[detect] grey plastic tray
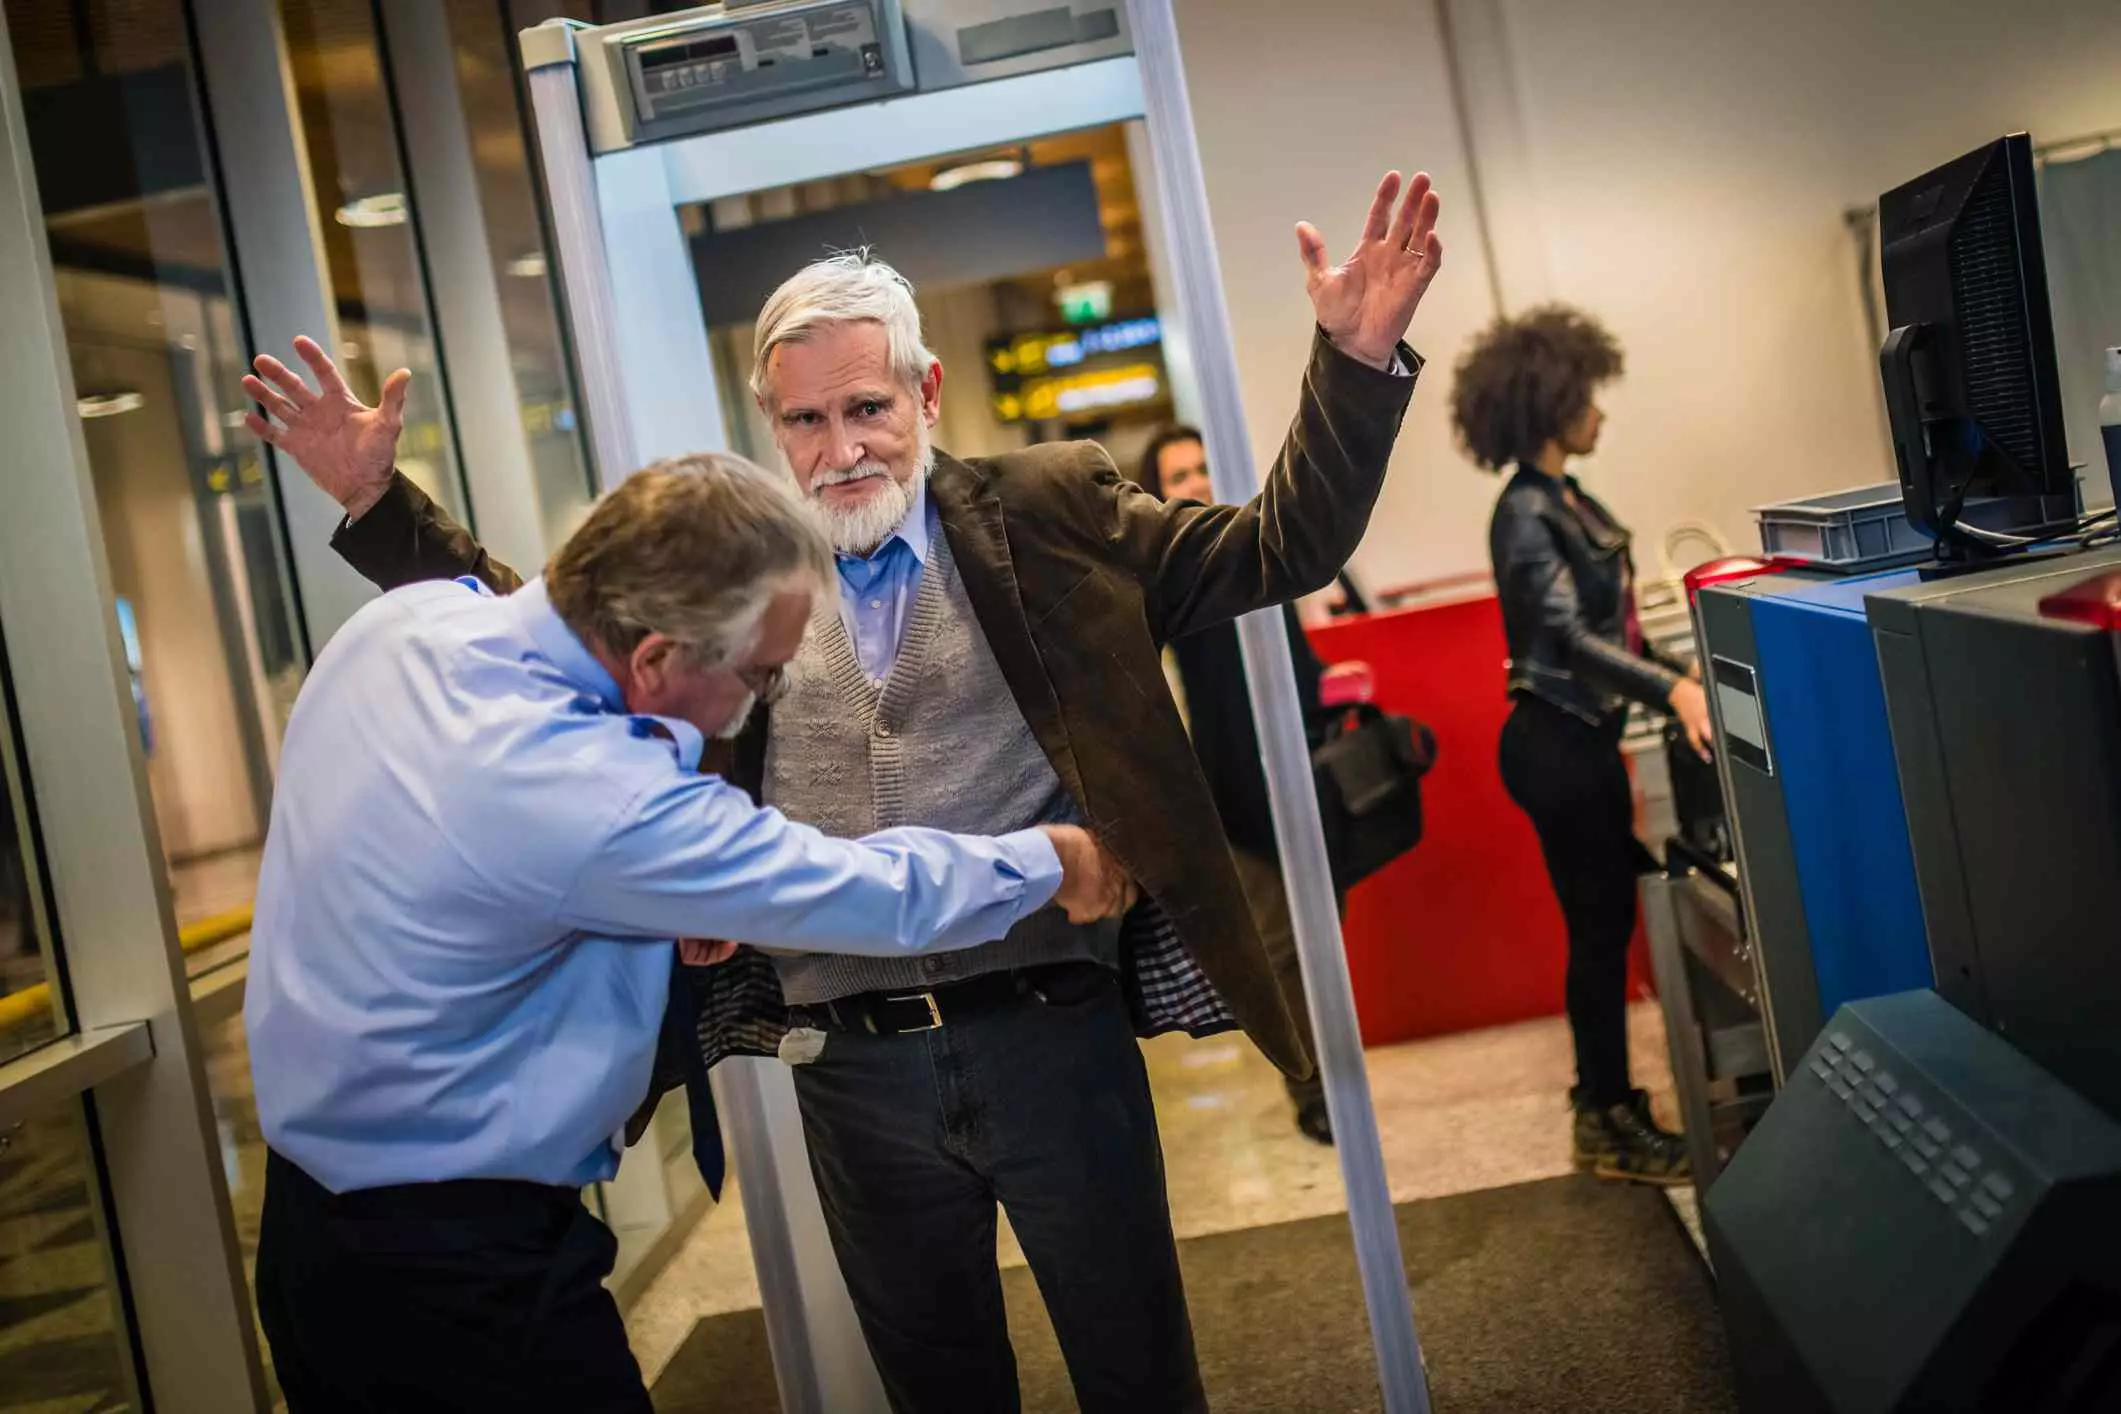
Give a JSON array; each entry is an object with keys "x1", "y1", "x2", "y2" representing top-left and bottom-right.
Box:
[{"x1": 1754, "y1": 484, "x2": 1930, "y2": 571}]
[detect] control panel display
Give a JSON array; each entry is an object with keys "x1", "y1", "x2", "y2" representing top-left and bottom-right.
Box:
[{"x1": 617, "y1": 1, "x2": 908, "y2": 135}]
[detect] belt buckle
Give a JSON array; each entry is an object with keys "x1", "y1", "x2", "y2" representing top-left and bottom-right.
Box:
[{"x1": 884, "y1": 990, "x2": 944, "y2": 1033}]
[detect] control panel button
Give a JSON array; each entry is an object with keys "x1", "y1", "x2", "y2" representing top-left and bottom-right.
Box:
[
  {"x1": 1881, "y1": 1130, "x2": 1904, "y2": 1151},
  {"x1": 1921, "y1": 1118, "x2": 1953, "y2": 1145},
  {"x1": 1829, "y1": 1031, "x2": 1854, "y2": 1052},
  {"x1": 1889, "y1": 1113, "x2": 1915, "y2": 1134},
  {"x1": 1982, "y1": 1172, "x2": 2016, "y2": 1201},
  {"x1": 1897, "y1": 1094, "x2": 1925, "y2": 1118},
  {"x1": 1913, "y1": 1136, "x2": 1941, "y2": 1160},
  {"x1": 1809, "y1": 1058, "x2": 1834, "y2": 1081},
  {"x1": 1859, "y1": 1084, "x2": 1887, "y2": 1108},
  {"x1": 1940, "y1": 1163, "x2": 1971, "y2": 1188},
  {"x1": 1972, "y1": 1192, "x2": 2004, "y2": 1220},
  {"x1": 1927, "y1": 1178, "x2": 1958, "y2": 1205},
  {"x1": 1851, "y1": 1099, "x2": 1878, "y2": 1124},
  {"x1": 1850, "y1": 1050, "x2": 1877, "y2": 1073},
  {"x1": 1950, "y1": 1145, "x2": 1982, "y2": 1171},
  {"x1": 1900, "y1": 1151, "x2": 1929, "y2": 1177},
  {"x1": 1875, "y1": 1072, "x2": 1900, "y2": 1095},
  {"x1": 1957, "y1": 1209, "x2": 1991, "y2": 1237},
  {"x1": 1829, "y1": 1078, "x2": 1854, "y2": 1100}
]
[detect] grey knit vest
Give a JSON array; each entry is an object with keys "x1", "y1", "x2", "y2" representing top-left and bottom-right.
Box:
[{"x1": 762, "y1": 528, "x2": 1102, "y2": 1004}]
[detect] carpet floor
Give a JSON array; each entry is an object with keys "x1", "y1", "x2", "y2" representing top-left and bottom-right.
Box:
[{"x1": 652, "y1": 1174, "x2": 1737, "y2": 1413}]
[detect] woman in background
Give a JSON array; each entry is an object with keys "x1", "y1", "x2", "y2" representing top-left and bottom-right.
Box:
[
  {"x1": 1142, "y1": 425, "x2": 1335, "y2": 1145},
  {"x1": 1451, "y1": 307, "x2": 1712, "y2": 1185}
]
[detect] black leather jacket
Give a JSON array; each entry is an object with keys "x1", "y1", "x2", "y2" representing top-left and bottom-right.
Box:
[{"x1": 1488, "y1": 467, "x2": 1685, "y2": 724}]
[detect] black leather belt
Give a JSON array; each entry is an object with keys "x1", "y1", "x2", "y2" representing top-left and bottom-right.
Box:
[{"x1": 800, "y1": 961, "x2": 1108, "y2": 1037}]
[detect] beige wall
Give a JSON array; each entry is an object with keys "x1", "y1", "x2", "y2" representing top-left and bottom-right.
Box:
[
  {"x1": 1479, "y1": 0, "x2": 2121, "y2": 567},
  {"x1": 1173, "y1": 0, "x2": 2121, "y2": 590},
  {"x1": 1174, "y1": 0, "x2": 1503, "y2": 594}
]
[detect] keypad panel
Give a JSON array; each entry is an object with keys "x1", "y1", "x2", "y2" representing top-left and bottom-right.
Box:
[{"x1": 1809, "y1": 1028, "x2": 2022, "y2": 1240}]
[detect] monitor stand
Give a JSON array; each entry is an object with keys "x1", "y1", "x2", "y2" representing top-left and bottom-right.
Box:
[{"x1": 1916, "y1": 545, "x2": 2076, "y2": 582}]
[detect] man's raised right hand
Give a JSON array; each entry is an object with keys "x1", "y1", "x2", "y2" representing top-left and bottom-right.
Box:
[
  {"x1": 242, "y1": 336, "x2": 409, "y2": 522},
  {"x1": 1039, "y1": 825, "x2": 1141, "y2": 924}
]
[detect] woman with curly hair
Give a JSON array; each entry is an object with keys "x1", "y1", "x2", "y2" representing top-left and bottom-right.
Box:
[{"x1": 1451, "y1": 306, "x2": 1712, "y2": 1186}]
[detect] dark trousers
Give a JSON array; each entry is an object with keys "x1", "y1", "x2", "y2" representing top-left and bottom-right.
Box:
[
  {"x1": 793, "y1": 966, "x2": 1206, "y2": 1414},
  {"x1": 1498, "y1": 696, "x2": 1644, "y2": 1109},
  {"x1": 256, "y1": 1150, "x2": 650, "y2": 1414}
]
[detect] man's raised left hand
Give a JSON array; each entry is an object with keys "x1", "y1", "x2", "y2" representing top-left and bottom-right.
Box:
[{"x1": 1298, "y1": 171, "x2": 1445, "y2": 372}]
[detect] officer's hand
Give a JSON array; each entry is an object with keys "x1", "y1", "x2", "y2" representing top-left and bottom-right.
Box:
[
  {"x1": 678, "y1": 938, "x2": 739, "y2": 967},
  {"x1": 1039, "y1": 825, "x2": 1141, "y2": 924}
]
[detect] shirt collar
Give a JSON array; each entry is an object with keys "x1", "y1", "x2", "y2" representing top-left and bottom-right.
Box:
[
  {"x1": 510, "y1": 577, "x2": 622, "y2": 711},
  {"x1": 505, "y1": 576, "x2": 706, "y2": 771},
  {"x1": 839, "y1": 474, "x2": 932, "y2": 567}
]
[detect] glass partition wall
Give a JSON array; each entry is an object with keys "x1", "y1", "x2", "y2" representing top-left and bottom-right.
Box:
[{"x1": 0, "y1": 1, "x2": 587, "y2": 1408}]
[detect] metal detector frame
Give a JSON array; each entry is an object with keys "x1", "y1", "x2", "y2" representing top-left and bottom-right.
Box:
[{"x1": 520, "y1": 9, "x2": 1430, "y2": 1409}]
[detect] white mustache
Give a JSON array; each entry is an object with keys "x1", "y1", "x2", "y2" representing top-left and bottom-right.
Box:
[{"x1": 812, "y1": 461, "x2": 892, "y2": 493}]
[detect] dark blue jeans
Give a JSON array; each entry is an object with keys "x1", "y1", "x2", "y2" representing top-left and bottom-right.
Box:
[{"x1": 792, "y1": 967, "x2": 1206, "y2": 1414}]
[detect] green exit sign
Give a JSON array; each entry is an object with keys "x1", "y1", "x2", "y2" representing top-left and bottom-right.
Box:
[{"x1": 1057, "y1": 281, "x2": 1112, "y2": 325}]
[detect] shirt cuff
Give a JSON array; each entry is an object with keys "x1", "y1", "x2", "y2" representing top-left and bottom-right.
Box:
[
  {"x1": 996, "y1": 826, "x2": 1065, "y2": 918},
  {"x1": 1313, "y1": 327, "x2": 1424, "y2": 385}
]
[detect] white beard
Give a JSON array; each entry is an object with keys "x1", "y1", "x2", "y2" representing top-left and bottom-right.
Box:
[{"x1": 808, "y1": 430, "x2": 935, "y2": 556}]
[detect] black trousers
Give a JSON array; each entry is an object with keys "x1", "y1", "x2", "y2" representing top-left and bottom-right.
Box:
[
  {"x1": 256, "y1": 1150, "x2": 650, "y2": 1414},
  {"x1": 1498, "y1": 696, "x2": 1646, "y2": 1109},
  {"x1": 792, "y1": 965, "x2": 1206, "y2": 1414}
]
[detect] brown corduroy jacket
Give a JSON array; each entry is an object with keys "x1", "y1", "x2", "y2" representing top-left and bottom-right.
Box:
[{"x1": 328, "y1": 330, "x2": 1418, "y2": 1086}]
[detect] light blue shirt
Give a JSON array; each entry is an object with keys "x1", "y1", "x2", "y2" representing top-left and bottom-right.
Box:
[
  {"x1": 836, "y1": 476, "x2": 933, "y2": 682},
  {"x1": 246, "y1": 574, "x2": 1061, "y2": 1192}
]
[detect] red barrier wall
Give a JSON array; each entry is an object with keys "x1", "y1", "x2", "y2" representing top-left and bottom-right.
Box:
[{"x1": 1307, "y1": 594, "x2": 1650, "y2": 1048}]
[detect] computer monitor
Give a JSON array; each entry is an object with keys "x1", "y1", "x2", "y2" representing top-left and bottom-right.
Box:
[{"x1": 1877, "y1": 133, "x2": 2076, "y2": 562}]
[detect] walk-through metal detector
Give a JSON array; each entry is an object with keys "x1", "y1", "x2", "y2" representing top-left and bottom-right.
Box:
[{"x1": 520, "y1": 7, "x2": 1429, "y2": 1409}]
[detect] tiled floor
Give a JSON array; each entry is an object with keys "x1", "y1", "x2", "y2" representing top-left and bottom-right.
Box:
[
  {"x1": 170, "y1": 847, "x2": 263, "y2": 978},
  {"x1": 0, "y1": 1107, "x2": 140, "y2": 1414},
  {"x1": 168, "y1": 848, "x2": 262, "y2": 927},
  {"x1": 625, "y1": 999, "x2": 1683, "y2": 1386}
]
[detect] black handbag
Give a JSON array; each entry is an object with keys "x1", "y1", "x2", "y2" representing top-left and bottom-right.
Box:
[{"x1": 1312, "y1": 703, "x2": 1438, "y2": 890}]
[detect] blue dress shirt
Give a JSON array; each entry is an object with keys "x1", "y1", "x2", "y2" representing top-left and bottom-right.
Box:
[
  {"x1": 836, "y1": 476, "x2": 933, "y2": 682},
  {"x1": 246, "y1": 575, "x2": 1061, "y2": 1193}
]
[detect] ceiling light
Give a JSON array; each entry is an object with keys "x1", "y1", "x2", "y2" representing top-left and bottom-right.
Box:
[
  {"x1": 78, "y1": 391, "x2": 144, "y2": 419},
  {"x1": 506, "y1": 252, "x2": 548, "y2": 278},
  {"x1": 929, "y1": 157, "x2": 1023, "y2": 193},
  {"x1": 335, "y1": 192, "x2": 409, "y2": 229}
]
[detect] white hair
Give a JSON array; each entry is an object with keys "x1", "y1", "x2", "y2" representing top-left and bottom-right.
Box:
[{"x1": 750, "y1": 250, "x2": 935, "y2": 403}]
